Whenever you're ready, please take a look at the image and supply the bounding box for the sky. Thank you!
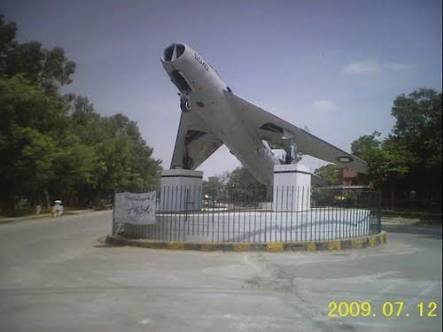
[1,0,442,178]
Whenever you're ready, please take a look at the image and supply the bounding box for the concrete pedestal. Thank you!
[273,164,311,211]
[159,169,203,211]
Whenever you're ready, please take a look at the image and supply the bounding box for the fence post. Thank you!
[377,191,382,233]
[112,192,115,236]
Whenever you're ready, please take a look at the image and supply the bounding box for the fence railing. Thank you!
[112,186,382,243]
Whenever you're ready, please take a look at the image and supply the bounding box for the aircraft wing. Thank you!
[224,91,368,173]
[170,111,223,169]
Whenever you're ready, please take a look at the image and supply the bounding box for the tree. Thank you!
[389,89,442,203]
[0,15,76,92]
[351,131,387,186]
[352,131,414,207]
[0,75,67,212]
[226,167,268,203]
[0,15,17,72]
[314,164,340,186]
[350,89,442,209]
[13,127,60,208]
[0,16,161,214]
[203,176,225,201]
[51,133,98,206]
[391,89,442,170]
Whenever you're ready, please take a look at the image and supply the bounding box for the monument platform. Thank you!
[159,169,203,211]
[273,164,311,211]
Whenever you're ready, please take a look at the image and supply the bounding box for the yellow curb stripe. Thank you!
[199,244,211,251]
[351,238,365,249]
[267,242,284,252]
[167,242,184,250]
[327,240,341,251]
[233,243,250,252]
[106,232,387,252]
[307,243,317,252]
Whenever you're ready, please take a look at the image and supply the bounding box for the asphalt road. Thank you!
[0,211,441,332]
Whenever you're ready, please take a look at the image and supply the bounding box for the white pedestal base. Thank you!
[273,164,311,211]
[160,169,203,211]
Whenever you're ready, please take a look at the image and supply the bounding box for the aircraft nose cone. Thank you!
[162,43,186,62]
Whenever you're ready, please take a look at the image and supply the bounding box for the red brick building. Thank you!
[341,167,358,186]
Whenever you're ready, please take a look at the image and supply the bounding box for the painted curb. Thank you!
[105,231,387,252]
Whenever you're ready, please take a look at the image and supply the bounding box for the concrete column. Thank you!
[160,169,203,211]
[273,164,311,211]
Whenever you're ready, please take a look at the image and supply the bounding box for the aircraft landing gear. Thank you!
[180,95,191,112]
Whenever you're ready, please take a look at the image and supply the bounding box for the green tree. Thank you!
[51,133,98,206]
[389,89,442,203]
[0,16,162,214]
[0,75,66,211]
[351,131,413,207]
[203,176,225,200]
[351,131,413,184]
[352,131,387,186]
[226,167,267,203]
[391,89,442,169]
[0,15,76,92]
[0,15,17,72]
[13,127,60,208]
[314,164,340,186]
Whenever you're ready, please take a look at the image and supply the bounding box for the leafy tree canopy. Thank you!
[314,164,340,186]
[0,15,75,92]
[390,88,442,171]
[351,89,441,207]
[0,16,161,214]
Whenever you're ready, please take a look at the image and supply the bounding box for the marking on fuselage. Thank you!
[193,52,209,71]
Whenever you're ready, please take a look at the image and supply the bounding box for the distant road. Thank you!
[0,211,441,332]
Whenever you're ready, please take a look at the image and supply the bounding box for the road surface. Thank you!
[0,211,441,331]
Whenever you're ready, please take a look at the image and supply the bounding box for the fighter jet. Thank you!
[161,43,368,185]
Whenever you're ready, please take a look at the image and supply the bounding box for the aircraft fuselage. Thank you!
[161,43,276,184]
